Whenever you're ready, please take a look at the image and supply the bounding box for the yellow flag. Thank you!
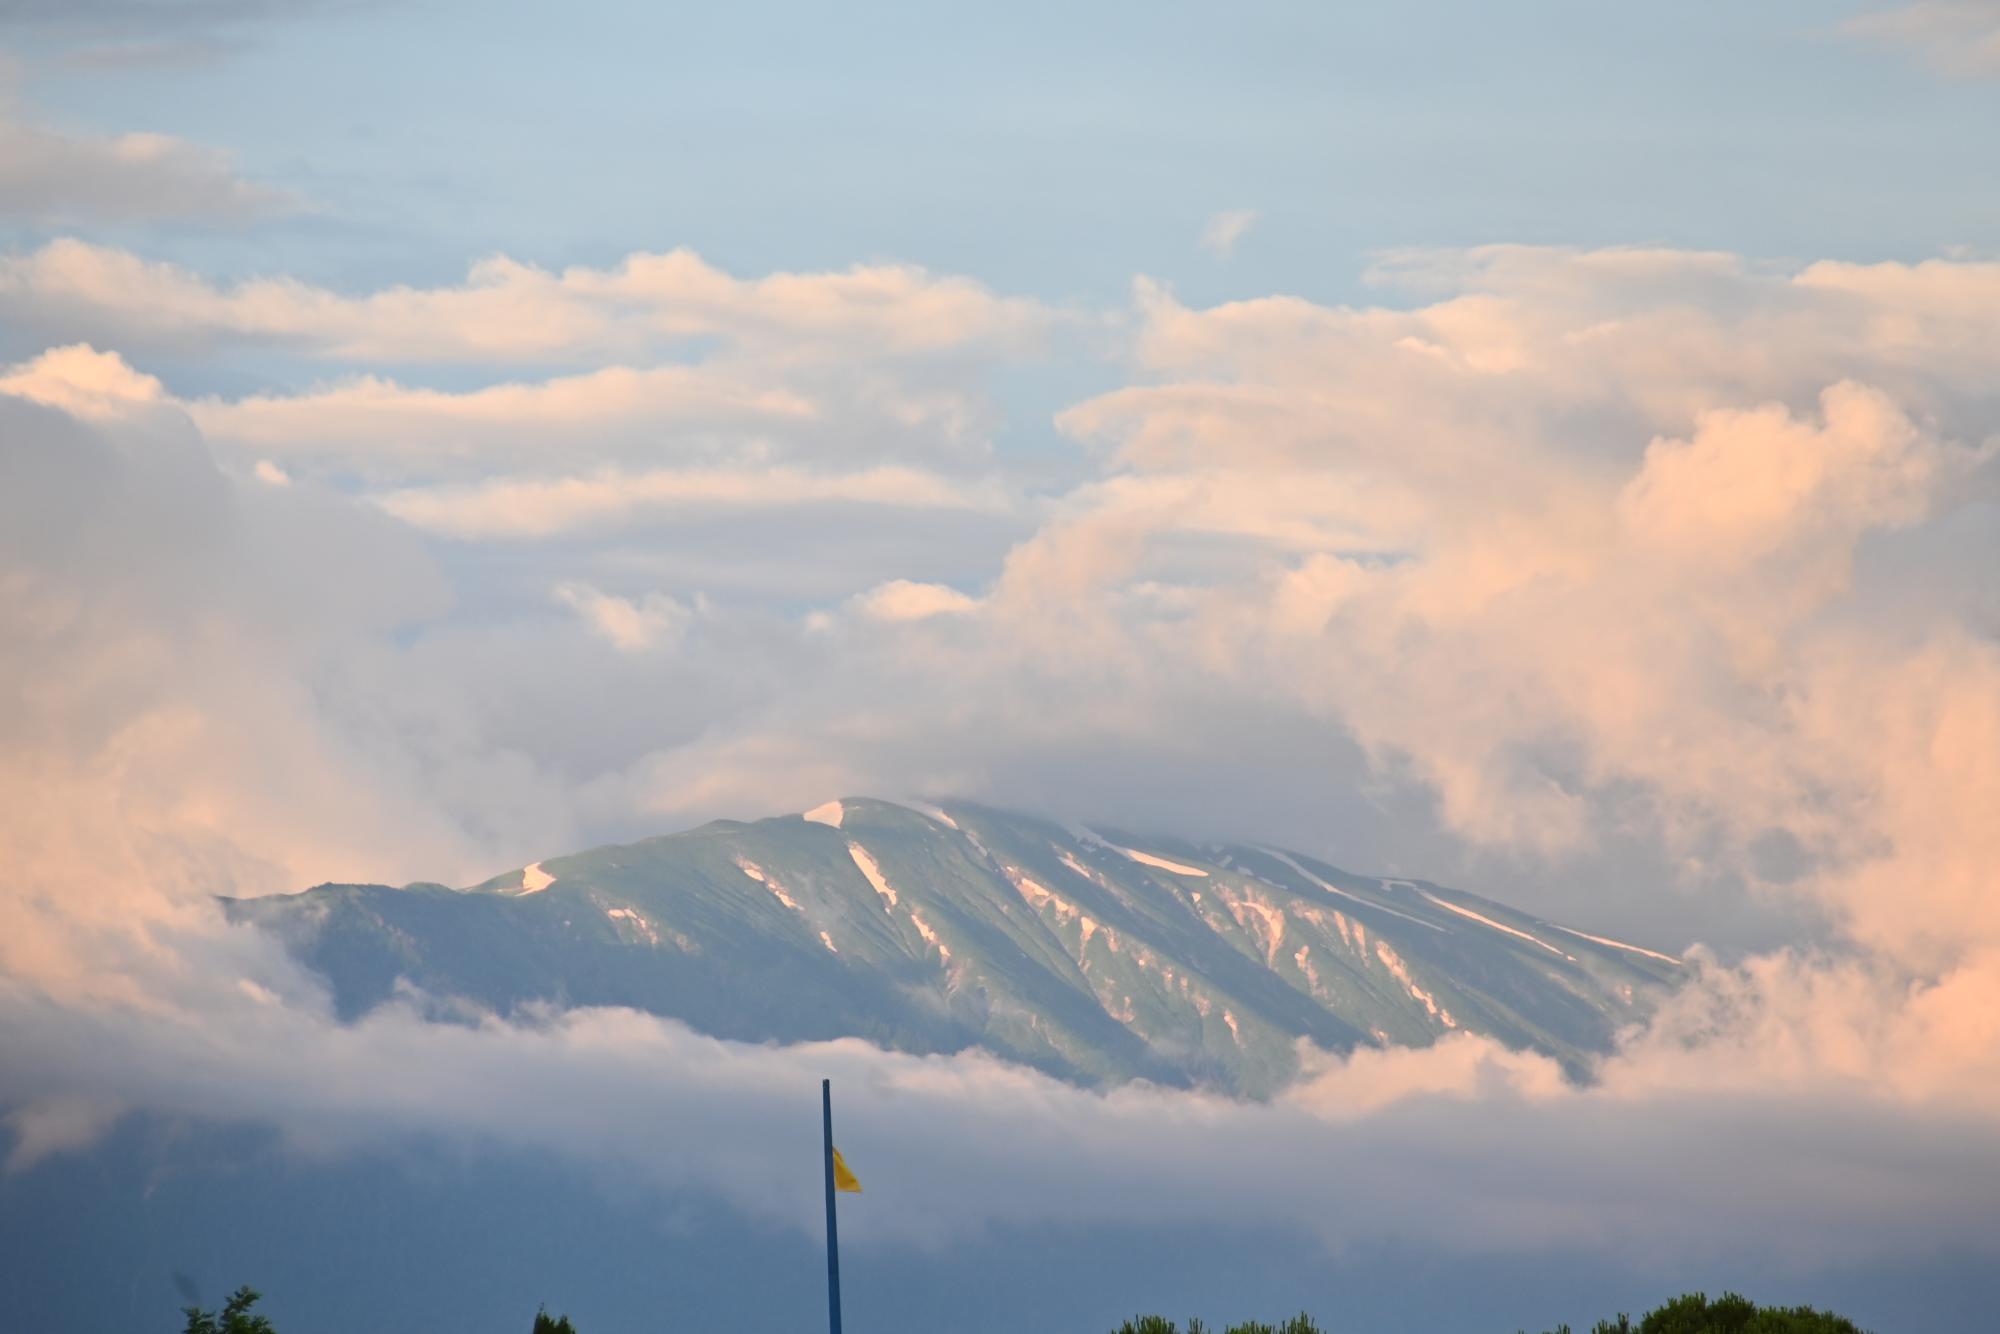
[832,1146,862,1193]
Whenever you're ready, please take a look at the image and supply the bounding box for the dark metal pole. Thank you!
[822,1078,843,1334]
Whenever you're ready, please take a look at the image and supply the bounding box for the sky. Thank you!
[5,2,2000,1329]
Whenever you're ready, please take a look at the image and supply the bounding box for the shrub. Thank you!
[1110,1311,1321,1334]
[181,1287,276,1334]
[1520,1291,1869,1334]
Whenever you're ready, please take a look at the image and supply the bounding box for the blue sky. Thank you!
[11,0,1998,304]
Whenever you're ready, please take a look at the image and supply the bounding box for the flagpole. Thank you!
[822,1078,843,1334]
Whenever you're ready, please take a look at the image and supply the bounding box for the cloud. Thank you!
[1199,209,1259,259]
[849,579,979,622]
[0,249,1047,550]
[1617,382,1946,569]
[0,104,295,223]
[6,951,2000,1269]
[0,354,575,929]
[250,243,1997,961]
[377,464,1003,540]
[187,365,822,478]
[0,239,1052,365]
[1844,2,2000,78]
[179,358,1007,490]
[553,582,690,653]
[72,239,1981,962]
[0,340,163,417]
[1024,256,2000,974]
[4,240,2000,1282]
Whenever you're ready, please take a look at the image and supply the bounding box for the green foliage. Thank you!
[1223,1316,1320,1334]
[531,1308,579,1334]
[1631,1291,1864,1334]
[1121,1292,1865,1334]
[180,1286,276,1334]
[1110,1313,1321,1334]
[1519,1291,1869,1334]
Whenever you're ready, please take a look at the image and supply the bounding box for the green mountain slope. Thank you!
[230,799,1683,1095]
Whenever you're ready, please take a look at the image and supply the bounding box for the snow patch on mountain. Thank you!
[848,842,897,908]
[1224,889,1287,964]
[1374,939,1456,1028]
[605,907,659,945]
[1420,892,1574,960]
[1011,870,1056,911]
[1258,847,1443,930]
[1003,864,1099,958]
[1555,924,1682,966]
[908,909,950,962]
[736,858,800,911]
[1116,845,1210,877]
[1294,943,1325,997]
[1057,850,1102,885]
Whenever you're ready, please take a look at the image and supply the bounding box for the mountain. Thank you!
[229,798,1683,1095]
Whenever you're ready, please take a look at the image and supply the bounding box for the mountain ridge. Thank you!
[231,797,1682,1096]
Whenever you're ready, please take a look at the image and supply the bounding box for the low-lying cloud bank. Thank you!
[6,959,2000,1268]
[3,239,1999,1275]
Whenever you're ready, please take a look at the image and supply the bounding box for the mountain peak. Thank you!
[234,799,1680,1096]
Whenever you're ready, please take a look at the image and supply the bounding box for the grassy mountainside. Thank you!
[231,799,1682,1094]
